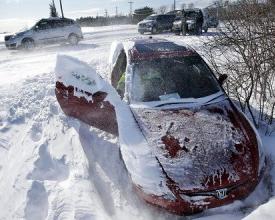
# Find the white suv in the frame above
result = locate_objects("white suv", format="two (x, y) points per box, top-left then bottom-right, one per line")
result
(5, 17), (83, 50)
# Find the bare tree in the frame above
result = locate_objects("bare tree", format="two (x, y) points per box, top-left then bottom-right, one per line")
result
(181, 3), (186, 9)
(203, 0), (275, 133)
(49, 0), (58, 17)
(158, 5), (168, 14)
(188, 3), (194, 9)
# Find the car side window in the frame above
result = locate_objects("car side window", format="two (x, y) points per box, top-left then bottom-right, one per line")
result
(37, 21), (50, 30)
(51, 20), (64, 28)
(63, 19), (74, 26)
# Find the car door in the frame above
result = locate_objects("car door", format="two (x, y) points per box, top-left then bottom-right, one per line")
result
(50, 20), (67, 42)
(55, 55), (119, 136)
(157, 15), (165, 31)
(33, 20), (55, 44)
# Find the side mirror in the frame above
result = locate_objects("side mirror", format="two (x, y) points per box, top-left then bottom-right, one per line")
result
(218, 74), (228, 85)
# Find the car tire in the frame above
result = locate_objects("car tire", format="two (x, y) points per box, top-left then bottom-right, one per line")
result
(204, 27), (208, 33)
(175, 31), (180, 35)
(151, 27), (158, 35)
(196, 26), (203, 35)
(68, 34), (79, 45)
(22, 38), (35, 50)
(139, 31), (144, 35)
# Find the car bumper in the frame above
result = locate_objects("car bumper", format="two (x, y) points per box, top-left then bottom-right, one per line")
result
(5, 38), (20, 49)
(5, 42), (18, 49)
(138, 27), (153, 33)
(135, 178), (259, 215)
(172, 26), (181, 32)
(134, 161), (268, 216)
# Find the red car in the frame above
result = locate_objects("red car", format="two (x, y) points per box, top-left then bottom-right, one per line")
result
(55, 38), (266, 215)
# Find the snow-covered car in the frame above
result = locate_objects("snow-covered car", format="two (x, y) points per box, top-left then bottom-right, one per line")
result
(54, 38), (267, 215)
(4, 17), (83, 50)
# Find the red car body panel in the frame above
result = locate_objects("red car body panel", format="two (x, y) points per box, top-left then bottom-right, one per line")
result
(55, 81), (118, 136)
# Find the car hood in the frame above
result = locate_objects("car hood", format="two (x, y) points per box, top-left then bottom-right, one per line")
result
(138, 20), (155, 25)
(14, 30), (29, 36)
(131, 99), (259, 193)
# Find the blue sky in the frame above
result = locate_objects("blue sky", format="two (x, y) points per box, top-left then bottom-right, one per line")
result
(0, 0), (214, 19)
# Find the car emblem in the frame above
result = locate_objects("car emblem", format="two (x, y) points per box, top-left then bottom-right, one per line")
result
(215, 189), (228, 200)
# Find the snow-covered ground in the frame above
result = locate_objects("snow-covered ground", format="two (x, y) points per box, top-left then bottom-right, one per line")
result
(0, 25), (274, 220)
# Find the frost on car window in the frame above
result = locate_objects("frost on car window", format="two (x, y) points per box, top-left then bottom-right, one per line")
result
(131, 56), (221, 102)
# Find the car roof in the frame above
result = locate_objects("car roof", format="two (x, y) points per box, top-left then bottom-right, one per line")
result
(185, 8), (202, 12)
(128, 38), (197, 62)
(41, 17), (73, 22)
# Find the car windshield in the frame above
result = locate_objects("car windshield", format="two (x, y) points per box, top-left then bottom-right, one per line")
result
(145, 15), (157, 21)
(130, 56), (221, 103)
(186, 11), (198, 19)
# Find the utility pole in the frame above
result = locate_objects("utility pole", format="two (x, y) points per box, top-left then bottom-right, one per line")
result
(128, 1), (133, 17)
(115, 6), (118, 17)
(59, 0), (64, 18)
(174, 0), (176, 10)
(104, 9), (108, 18)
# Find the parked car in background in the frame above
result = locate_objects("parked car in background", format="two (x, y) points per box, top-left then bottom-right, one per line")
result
(138, 14), (176, 34)
(4, 17), (83, 50)
(172, 8), (208, 35)
(55, 38), (267, 215)
(207, 16), (219, 28)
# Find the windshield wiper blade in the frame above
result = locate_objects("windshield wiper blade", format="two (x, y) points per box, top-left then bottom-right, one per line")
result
(154, 101), (195, 108)
(205, 94), (225, 104)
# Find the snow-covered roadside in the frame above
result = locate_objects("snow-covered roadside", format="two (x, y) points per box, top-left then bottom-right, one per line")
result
(0, 26), (274, 220)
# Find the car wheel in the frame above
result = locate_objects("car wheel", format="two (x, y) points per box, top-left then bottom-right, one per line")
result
(196, 27), (203, 35)
(22, 38), (35, 50)
(151, 27), (157, 35)
(68, 34), (79, 45)
(175, 31), (180, 35)
(139, 31), (144, 35)
(204, 27), (208, 33)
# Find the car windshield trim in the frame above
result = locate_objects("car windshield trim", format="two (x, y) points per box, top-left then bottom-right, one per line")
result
(130, 91), (226, 109)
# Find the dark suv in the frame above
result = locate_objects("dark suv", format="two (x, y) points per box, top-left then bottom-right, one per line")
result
(138, 14), (176, 34)
(5, 17), (83, 50)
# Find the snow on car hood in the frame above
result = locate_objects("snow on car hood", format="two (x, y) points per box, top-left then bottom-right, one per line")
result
(131, 100), (255, 192)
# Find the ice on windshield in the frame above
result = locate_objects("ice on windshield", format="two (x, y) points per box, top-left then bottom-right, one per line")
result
(131, 56), (221, 102)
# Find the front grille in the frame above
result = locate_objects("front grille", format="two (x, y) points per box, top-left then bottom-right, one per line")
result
(183, 180), (248, 200)
(4, 35), (13, 41)
(6, 43), (16, 49)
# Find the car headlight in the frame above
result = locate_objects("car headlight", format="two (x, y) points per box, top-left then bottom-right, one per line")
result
(146, 23), (153, 27)
(187, 20), (195, 24)
(174, 21), (181, 25)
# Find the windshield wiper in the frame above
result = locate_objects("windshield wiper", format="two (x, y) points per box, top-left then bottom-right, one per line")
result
(154, 101), (195, 108)
(205, 93), (225, 104)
